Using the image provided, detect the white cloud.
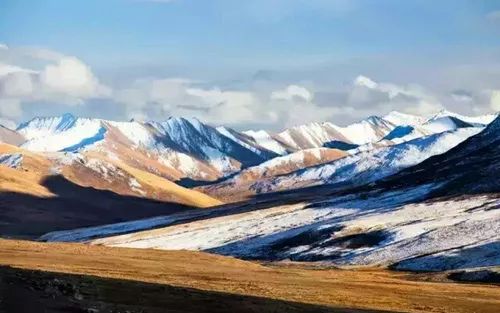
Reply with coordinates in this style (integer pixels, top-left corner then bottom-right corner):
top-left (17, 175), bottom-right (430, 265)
top-left (39, 57), bottom-right (110, 99)
top-left (350, 75), bottom-right (442, 116)
top-left (271, 84), bottom-right (313, 102)
top-left (0, 117), bottom-right (16, 129)
top-left (0, 46), bottom-right (111, 122)
top-left (112, 75), bottom-right (449, 129)
top-left (0, 98), bottom-right (23, 119)
top-left (354, 75), bottom-right (377, 89)
top-left (114, 77), bottom-right (260, 125)
top-left (490, 90), bottom-right (500, 111)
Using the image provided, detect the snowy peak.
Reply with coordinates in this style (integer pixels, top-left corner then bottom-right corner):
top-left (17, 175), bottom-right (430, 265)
top-left (277, 121), bottom-right (350, 150)
top-left (275, 115), bottom-right (398, 150)
top-left (427, 110), bottom-right (498, 126)
top-left (17, 113), bottom-right (78, 137)
top-left (17, 114), bottom-right (106, 152)
top-left (422, 116), bottom-right (474, 134)
top-left (333, 116), bottom-right (395, 145)
top-left (382, 111), bottom-right (426, 126)
top-left (242, 130), bottom-right (290, 155)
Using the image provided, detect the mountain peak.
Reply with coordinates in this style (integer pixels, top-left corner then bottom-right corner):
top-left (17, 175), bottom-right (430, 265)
top-left (383, 111), bottom-right (425, 127)
top-left (17, 113), bottom-right (78, 132)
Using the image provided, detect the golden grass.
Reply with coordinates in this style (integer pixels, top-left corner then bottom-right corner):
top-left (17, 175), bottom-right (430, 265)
top-left (111, 159), bottom-right (223, 208)
top-left (0, 143), bottom-right (222, 208)
top-left (0, 239), bottom-right (499, 313)
top-left (0, 144), bottom-right (53, 196)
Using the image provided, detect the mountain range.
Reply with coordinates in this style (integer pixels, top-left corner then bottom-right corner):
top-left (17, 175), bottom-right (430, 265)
top-left (1, 109), bottom-right (500, 282)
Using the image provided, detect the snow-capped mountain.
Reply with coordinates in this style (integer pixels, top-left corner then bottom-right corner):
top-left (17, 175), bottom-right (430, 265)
top-left (14, 114), bottom-right (280, 181)
top-left (382, 111), bottom-right (426, 126)
top-left (380, 115), bottom-right (476, 144)
top-left (275, 116), bottom-right (396, 149)
top-left (6, 109), bottom-right (498, 189)
top-left (379, 115), bottom-right (500, 195)
top-left (17, 113), bottom-right (105, 152)
top-left (201, 126), bottom-right (482, 199)
top-left (199, 147), bottom-right (349, 201)
top-left (241, 130), bottom-right (291, 155)
top-left (41, 119), bottom-right (500, 276)
top-left (428, 109), bottom-right (498, 126)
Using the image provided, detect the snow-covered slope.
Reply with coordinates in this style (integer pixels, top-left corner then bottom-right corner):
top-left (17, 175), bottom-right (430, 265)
top-left (17, 113), bottom-right (105, 152)
top-left (41, 185), bottom-right (499, 273)
top-left (429, 109), bottom-right (498, 126)
top-left (241, 130), bottom-right (290, 155)
top-left (147, 117), bottom-right (275, 174)
top-left (0, 153), bottom-right (23, 168)
top-left (276, 116), bottom-right (395, 150)
top-left (199, 148), bottom-right (348, 201)
top-left (378, 115), bottom-right (500, 196)
top-left (246, 127), bottom-right (482, 194)
top-left (382, 111), bottom-right (426, 126)
top-left (15, 114), bottom-right (281, 180)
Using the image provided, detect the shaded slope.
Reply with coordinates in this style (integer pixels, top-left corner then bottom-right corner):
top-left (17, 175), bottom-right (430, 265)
top-left (378, 115), bottom-right (500, 195)
top-left (220, 127), bottom-right (481, 197)
top-left (0, 175), bottom-right (197, 238)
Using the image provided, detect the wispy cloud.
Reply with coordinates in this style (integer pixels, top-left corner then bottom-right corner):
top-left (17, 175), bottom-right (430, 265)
top-left (486, 10), bottom-right (500, 21)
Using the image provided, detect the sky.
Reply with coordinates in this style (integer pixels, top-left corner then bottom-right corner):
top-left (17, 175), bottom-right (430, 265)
top-left (1, 0), bottom-right (500, 130)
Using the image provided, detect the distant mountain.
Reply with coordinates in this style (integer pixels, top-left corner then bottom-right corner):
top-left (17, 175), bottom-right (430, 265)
top-left (275, 116), bottom-right (395, 149)
top-left (378, 115), bottom-right (500, 195)
top-left (379, 115), bottom-right (476, 145)
top-left (241, 130), bottom-right (291, 155)
top-left (382, 111), bottom-right (426, 126)
top-left (429, 109), bottom-right (498, 126)
top-left (201, 126), bottom-right (482, 199)
top-left (7, 109), bottom-right (498, 191)
top-left (15, 114), bottom-right (279, 181)
top-left (199, 147), bottom-right (348, 201)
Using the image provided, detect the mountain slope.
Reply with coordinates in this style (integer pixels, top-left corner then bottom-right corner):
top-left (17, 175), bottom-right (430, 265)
top-left (0, 126), bottom-right (25, 146)
top-left (275, 116), bottom-right (395, 149)
top-left (16, 114), bottom-right (279, 181)
top-left (202, 127), bottom-right (481, 199)
top-left (378, 115), bottom-right (500, 195)
top-left (242, 130), bottom-right (291, 155)
top-left (0, 142), bottom-right (223, 238)
top-left (198, 148), bottom-right (348, 201)
top-left (34, 115), bottom-right (500, 275)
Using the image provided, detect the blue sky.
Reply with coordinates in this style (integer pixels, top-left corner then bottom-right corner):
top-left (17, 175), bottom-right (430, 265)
top-left (1, 0), bottom-right (500, 130)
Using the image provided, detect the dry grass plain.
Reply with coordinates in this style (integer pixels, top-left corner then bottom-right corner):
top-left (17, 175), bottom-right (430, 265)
top-left (0, 239), bottom-right (499, 313)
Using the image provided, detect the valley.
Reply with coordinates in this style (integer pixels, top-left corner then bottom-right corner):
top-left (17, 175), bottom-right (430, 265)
top-left (1, 239), bottom-right (499, 313)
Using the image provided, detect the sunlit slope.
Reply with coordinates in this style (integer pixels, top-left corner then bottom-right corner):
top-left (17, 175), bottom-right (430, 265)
top-left (0, 240), bottom-right (499, 313)
top-left (0, 144), bottom-right (53, 196)
top-left (110, 159), bottom-right (223, 208)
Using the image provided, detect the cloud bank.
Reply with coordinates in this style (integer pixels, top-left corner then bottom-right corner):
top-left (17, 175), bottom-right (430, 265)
top-left (1, 44), bottom-right (499, 130)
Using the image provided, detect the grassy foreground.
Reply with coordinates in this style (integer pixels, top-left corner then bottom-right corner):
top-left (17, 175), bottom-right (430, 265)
top-left (0, 239), bottom-right (499, 313)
